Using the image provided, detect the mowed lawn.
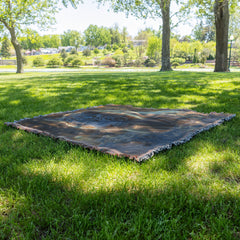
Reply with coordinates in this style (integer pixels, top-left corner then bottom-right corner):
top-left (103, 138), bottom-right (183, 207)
top-left (0, 71), bottom-right (239, 239)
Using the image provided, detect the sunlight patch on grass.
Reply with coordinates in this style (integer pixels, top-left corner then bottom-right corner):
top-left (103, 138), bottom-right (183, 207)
top-left (187, 142), bottom-right (239, 174)
top-left (0, 189), bottom-right (28, 229)
top-left (22, 160), bottom-right (87, 191)
top-left (180, 95), bottom-right (206, 103)
top-left (10, 130), bottom-right (26, 142)
top-left (105, 95), bottom-right (117, 102)
top-left (23, 157), bottom-right (143, 193)
top-left (0, 193), bottom-right (11, 221)
top-left (9, 100), bottom-right (21, 105)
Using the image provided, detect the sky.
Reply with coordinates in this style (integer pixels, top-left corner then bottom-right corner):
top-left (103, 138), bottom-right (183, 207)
top-left (40, 1), bottom-right (195, 37)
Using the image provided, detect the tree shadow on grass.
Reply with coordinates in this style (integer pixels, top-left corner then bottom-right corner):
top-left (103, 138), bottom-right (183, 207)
top-left (0, 71), bottom-right (213, 119)
top-left (1, 71), bottom-right (239, 168)
top-left (1, 71), bottom-right (239, 152)
top-left (1, 140), bottom-right (240, 239)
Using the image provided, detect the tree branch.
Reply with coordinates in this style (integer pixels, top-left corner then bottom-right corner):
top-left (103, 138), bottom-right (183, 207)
top-left (0, 17), bottom-right (11, 30)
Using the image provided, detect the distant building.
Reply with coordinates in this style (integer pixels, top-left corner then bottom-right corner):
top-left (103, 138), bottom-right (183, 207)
top-left (97, 46), bottom-right (106, 50)
top-left (0, 59), bottom-right (17, 65)
top-left (78, 45), bottom-right (89, 52)
top-left (39, 48), bottom-right (58, 54)
top-left (58, 46), bottom-right (75, 53)
top-left (132, 40), bottom-right (147, 47)
top-left (24, 50), bottom-right (41, 55)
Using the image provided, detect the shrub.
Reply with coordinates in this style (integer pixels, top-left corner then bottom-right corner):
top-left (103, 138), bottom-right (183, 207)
top-left (47, 57), bottom-right (62, 68)
top-left (94, 48), bottom-right (99, 54)
top-left (94, 58), bottom-right (101, 66)
top-left (126, 60), bottom-right (134, 67)
top-left (173, 50), bottom-right (187, 59)
top-left (112, 55), bottom-right (123, 67)
top-left (106, 45), bottom-right (112, 51)
top-left (193, 49), bottom-right (199, 63)
top-left (114, 49), bottom-right (124, 55)
top-left (208, 54), bottom-right (215, 60)
top-left (147, 36), bottom-right (161, 62)
top-left (103, 49), bottom-right (108, 55)
top-left (129, 43), bottom-right (134, 50)
top-left (232, 48), bottom-right (240, 62)
top-left (82, 49), bottom-right (91, 57)
top-left (71, 57), bottom-right (83, 67)
top-left (112, 44), bottom-right (119, 51)
top-left (70, 48), bottom-right (78, 55)
top-left (144, 58), bottom-right (156, 67)
top-left (200, 56), bottom-right (207, 64)
top-left (171, 62), bottom-right (180, 68)
top-left (193, 55), bottom-right (199, 63)
top-left (133, 58), bottom-right (143, 67)
top-left (170, 58), bottom-right (185, 65)
top-left (123, 53), bottom-right (130, 67)
top-left (120, 43), bottom-right (126, 48)
top-left (122, 47), bottom-right (128, 53)
top-left (22, 56), bottom-right (28, 65)
top-left (33, 56), bottom-right (45, 67)
top-left (64, 56), bottom-right (75, 66)
top-left (102, 57), bottom-right (116, 67)
top-left (60, 49), bottom-right (68, 60)
top-left (64, 56), bottom-right (83, 67)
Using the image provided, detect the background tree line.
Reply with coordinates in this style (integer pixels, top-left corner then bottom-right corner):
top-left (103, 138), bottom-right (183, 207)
top-left (0, 0), bottom-right (239, 73)
top-left (1, 25), bottom-right (240, 69)
top-left (14, 25), bottom-right (130, 51)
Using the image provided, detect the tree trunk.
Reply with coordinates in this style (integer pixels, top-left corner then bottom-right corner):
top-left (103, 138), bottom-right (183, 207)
top-left (160, 0), bottom-right (172, 71)
top-left (9, 27), bottom-right (24, 73)
top-left (214, 0), bottom-right (229, 72)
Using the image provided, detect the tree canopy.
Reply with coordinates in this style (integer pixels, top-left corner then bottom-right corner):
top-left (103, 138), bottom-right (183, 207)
top-left (187, 0), bottom-right (239, 71)
top-left (61, 30), bottom-right (83, 49)
top-left (0, 36), bottom-right (11, 59)
top-left (0, 0), bottom-right (59, 30)
top-left (96, 0), bottom-right (184, 71)
top-left (0, 0), bottom-right (83, 73)
top-left (229, 5), bottom-right (240, 40)
top-left (84, 25), bottom-right (111, 47)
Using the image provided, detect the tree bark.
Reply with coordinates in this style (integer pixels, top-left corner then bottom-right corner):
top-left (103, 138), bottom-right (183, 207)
top-left (9, 27), bottom-right (24, 73)
top-left (214, 0), bottom-right (229, 72)
top-left (160, 0), bottom-right (172, 71)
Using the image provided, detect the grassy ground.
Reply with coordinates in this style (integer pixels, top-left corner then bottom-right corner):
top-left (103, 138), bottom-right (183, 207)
top-left (0, 71), bottom-right (239, 239)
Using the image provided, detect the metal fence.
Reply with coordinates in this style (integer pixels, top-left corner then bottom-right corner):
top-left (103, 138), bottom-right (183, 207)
top-left (232, 61), bottom-right (240, 67)
top-left (0, 59), bottom-right (17, 65)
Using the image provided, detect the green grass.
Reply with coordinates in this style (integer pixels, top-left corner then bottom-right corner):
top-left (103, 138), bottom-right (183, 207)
top-left (0, 65), bottom-right (17, 69)
top-left (176, 63), bottom-right (215, 69)
top-left (0, 71), bottom-right (239, 239)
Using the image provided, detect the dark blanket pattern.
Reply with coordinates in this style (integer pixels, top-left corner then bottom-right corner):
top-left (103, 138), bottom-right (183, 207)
top-left (5, 105), bottom-right (235, 161)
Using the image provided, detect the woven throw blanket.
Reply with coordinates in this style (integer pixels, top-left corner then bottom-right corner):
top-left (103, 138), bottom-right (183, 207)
top-left (5, 105), bottom-right (235, 162)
